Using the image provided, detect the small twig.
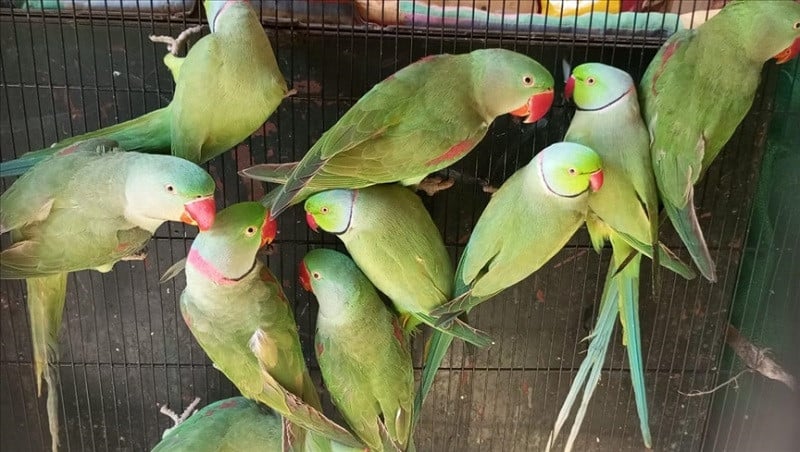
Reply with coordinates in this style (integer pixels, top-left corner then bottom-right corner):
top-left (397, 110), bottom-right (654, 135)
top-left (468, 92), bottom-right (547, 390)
top-left (159, 396), bottom-right (201, 427)
top-left (678, 369), bottom-right (752, 397)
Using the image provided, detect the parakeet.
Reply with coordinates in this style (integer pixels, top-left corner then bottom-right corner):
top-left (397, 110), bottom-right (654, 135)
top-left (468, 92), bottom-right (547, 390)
top-left (0, 0), bottom-right (292, 177)
top-left (241, 47), bottom-right (555, 218)
top-left (301, 248), bottom-right (415, 452)
top-left (416, 142), bottom-right (604, 422)
top-left (547, 63), bottom-right (695, 452)
top-left (0, 138), bottom-right (217, 452)
top-left (152, 397), bottom-right (283, 451)
top-left (303, 184), bottom-right (491, 348)
top-left (639, 0), bottom-right (800, 282)
top-left (176, 202), bottom-right (363, 451)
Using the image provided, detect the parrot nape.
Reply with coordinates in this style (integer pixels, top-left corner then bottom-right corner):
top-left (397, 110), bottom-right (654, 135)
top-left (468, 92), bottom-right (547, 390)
top-left (301, 248), bottom-right (415, 452)
top-left (0, 138), bottom-right (216, 452)
top-left (174, 202), bottom-right (364, 451)
top-left (0, 0), bottom-right (292, 178)
top-left (639, 0), bottom-right (800, 282)
top-left (547, 63), bottom-right (696, 452)
top-left (151, 397), bottom-right (283, 451)
top-left (240, 47), bottom-right (555, 218)
top-left (416, 142), bottom-right (605, 422)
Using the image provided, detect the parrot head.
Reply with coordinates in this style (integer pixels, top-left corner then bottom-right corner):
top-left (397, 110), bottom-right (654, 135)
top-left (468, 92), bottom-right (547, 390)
top-left (303, 189), bottom-right (355, 234)
top-left (539, 142), bottom-right (604, 197)
top-left (127, 155), bottom-right (217, 231)
top-left (189, 202), bottom-right (277, 280)
top-left (564, 63), bottom-right (635, 110)
top-left (471, 48), bottom-right (555, 124)
top-left (723, 1), bottom-right (800, 64)
top-left (204, 0), bottom-right (249, 33)
top-left (299, 248), bottom-right (366, 319)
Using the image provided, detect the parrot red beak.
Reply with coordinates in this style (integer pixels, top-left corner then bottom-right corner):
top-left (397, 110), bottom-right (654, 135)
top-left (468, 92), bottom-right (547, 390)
top-left (589, 170), bottom-right (604, 192)
top-left (305, 212), bottom-right (319, 232)
top-left (510, 88), bottom-right (555, 124)
top-left (261, 213), bottom-right (278, 248)
top-left (564, 75), bottom-right (576, 100)
top-left (181, 197), bottom-right (216, 231)
top-left (298, 261), bottom-right (313, 292)
top-left (774, 37), bottom-right (800, 64)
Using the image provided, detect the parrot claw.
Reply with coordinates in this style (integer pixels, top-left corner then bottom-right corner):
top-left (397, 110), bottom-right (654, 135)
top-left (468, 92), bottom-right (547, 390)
top-left (481, 183), bottom-right (498, 194)
top-left (283, 88), bottom-right (298, 99)
top-left (121, 246), bottom-right (149, 261)
top-left (149, 24), bottom-right (205, 56)
top-left (158, 396), bottom-right (200, 438)
top-left (416, 175), bottom-right (455, 196)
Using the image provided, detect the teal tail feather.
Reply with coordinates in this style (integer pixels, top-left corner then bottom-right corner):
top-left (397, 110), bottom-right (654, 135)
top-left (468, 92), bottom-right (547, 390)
top-left (547, 249), bottom-right (652, 451)
top-left (1, 108), bottom-right (171, 178)
top-left (413, 330), bottom-right (453, 428)
top-left (664, 190), bottom-right (716, 282)
top-left (27, 273), bottom-right (69, 452)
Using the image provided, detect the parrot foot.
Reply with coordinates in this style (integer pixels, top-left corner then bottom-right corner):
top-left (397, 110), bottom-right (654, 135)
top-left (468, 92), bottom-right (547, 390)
top-left (149, 24), bottom-right (205, 56)
top-left (121, 246), bottom-right (149, 261)
top-left (158, 396), bottom-right (201, 437)
top-left (481, 183), bottom-right (498, 194)
top-left (417, 175), bottom-right (455, 196)
top-left (283, 88), bottom-right (298, 99)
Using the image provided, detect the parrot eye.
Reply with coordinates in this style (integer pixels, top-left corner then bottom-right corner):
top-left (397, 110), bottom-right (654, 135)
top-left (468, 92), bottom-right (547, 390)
top-left (522, 75), bottom-right (534, 86)
top-left (586, 77), bottom-right (596, 85)
top-left (568, 168), bottom-right (577, 175)
top-left (794, 21), bottom-right (800, 30)
top-left (312, 272), bottom-right (321, 280)
top-left (321, 206), bottom-right (329, 214)
top-left (165, 184), bottom-right (175, 193)
top-left (245, 226), bottom-right (256, 237)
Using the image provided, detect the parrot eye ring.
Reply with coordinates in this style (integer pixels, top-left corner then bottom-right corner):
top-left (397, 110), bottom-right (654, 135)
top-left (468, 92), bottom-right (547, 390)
top-left (165, 184), bottom-right (175, 193)
top-left (794, 21), bottom-right (800, 29)
top-left (586, 77), bottom-right (596, 85)
top-left (245, 226), bottom-right (256, 237)
top-left (312, 272), bottom-right (321, 280)
top-left (522, 75), bottom-right (534, 86)
top-left (321, 206), bottom-right (329, 214)
top-left (568, 168), bottom-right (577, 175)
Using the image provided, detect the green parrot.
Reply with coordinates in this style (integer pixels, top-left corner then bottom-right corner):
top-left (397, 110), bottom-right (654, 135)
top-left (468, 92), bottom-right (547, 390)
top-left (175, 202), bottom-right (364, 451)
top-left (152, 397), bottom-right (283, 451)
top-left (0, 138), bottom-right (217, 452)
top-left (547, 63), bottom-right (696, 452)
top-left (300, 248), bottom-right (415, 452)
top-left (240, 48), bottom-right (555, 218)
top-left (0, 0), bottom-right (292, 178)
top-left (415, 142), bottom-right (605, 423)
top-left (639, 0), bottom-right (800, 282)
top-left (303, 184), bottom-right (492, 348)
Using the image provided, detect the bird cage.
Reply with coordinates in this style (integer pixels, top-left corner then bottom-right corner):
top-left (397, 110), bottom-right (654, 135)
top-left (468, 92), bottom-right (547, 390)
top-left (1, 1), bottom-right (797, 451)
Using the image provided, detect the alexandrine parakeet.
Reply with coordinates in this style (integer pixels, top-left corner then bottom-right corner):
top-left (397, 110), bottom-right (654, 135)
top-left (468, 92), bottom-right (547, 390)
top-left (241, 48), bottom-right (555, 218)
top-left (0, 138), bottom-right (217, 452)
top-left (547, 63), bottom-right (696, 452)
top-left (0, 0), bottom-right (291, 177)
top-left (175, 202), bottom-right (363, 451)
top-left (300, 249), bottom-right (415, 452)
top-left (639, 0), bottom-right (800, 281)
top-left (416, 142), bottom-right (605, 422)
top-left (303, 184), bottom-right (491, 348)
top-left (151, 397), bottom-right (283, 452)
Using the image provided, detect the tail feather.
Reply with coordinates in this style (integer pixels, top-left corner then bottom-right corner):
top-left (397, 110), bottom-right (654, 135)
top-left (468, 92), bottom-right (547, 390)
top-left (238, 162), bottom-right (298, 184)
top-left (413, 331), bottom-right (453, 428)
top-left (415, 312), bottom-right (493, 348)
top-left (664, 190), bottom-right (716, 282)
top-left (0, 108), bottom-right (172, 178)
top-left (27, 273), bottom-right (69, 452)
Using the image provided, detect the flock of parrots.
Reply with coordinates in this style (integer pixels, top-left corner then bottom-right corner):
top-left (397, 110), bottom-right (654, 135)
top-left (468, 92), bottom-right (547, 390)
top-left (0, 0), bottom-right (798, 451)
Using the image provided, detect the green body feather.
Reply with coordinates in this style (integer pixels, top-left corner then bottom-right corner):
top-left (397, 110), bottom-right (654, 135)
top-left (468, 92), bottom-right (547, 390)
top-left (639, 0), bottom-right (800, 281)
top-left (0, 0), bottom-right (289, 177)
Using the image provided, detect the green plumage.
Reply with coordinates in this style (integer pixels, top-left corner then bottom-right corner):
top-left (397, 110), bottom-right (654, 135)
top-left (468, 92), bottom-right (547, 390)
top-left (303, 249), bottom-right (415, 452)
top-left (178, 202), bottom-right (362, 451)
top-left (639, 0), bottom-right (800, 282)
top-left (417, 142), bottom-right (604, 423)
top-left (0, 0), bottom-right (290, 178)
top-left (304, 184), bottom-right (492, 348)
top-left (0, 138), bottom-right (216, 451)
top-left (151, 397), bottom-right (282, 452)
top-left (243, 48), bottom-right (555, 217)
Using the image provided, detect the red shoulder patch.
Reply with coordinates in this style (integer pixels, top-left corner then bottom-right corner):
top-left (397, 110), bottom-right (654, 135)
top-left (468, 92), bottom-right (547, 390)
top-left (426, 139), bottom-right (475, 166)
top-left (316, 341), bottom-right (324, 358)
top-left (57, 143), bottom-right (82, 157)
top-left (392, 318), bottom-right (405, 345)
top-left (218, 399), bottom-right (240, 409)
top-left (651, 40), bottom-right (681, 96)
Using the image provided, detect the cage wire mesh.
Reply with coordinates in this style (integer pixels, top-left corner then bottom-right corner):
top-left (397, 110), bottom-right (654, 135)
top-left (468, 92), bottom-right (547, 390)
top-left (0, 0), bottom-right (797, 451)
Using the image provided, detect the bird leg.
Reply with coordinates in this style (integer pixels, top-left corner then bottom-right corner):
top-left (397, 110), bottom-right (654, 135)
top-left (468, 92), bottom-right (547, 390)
top-left (416, 175), bottom-right (456, 196)
top-left (149, 24), bottom-right (205, 56)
